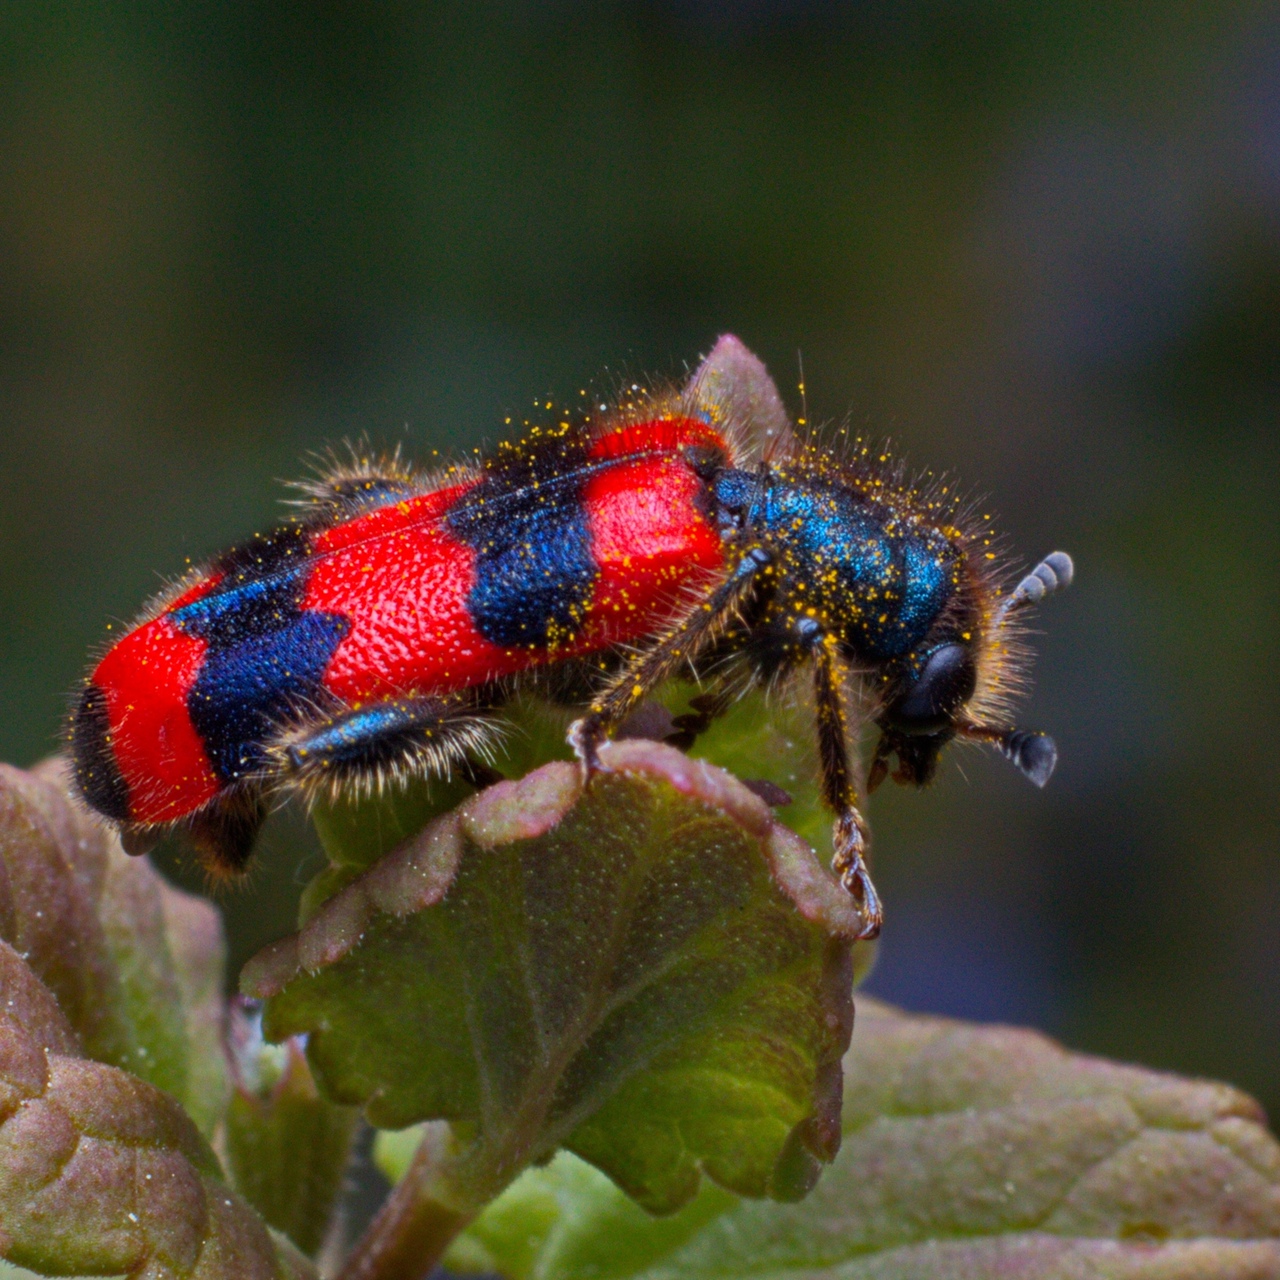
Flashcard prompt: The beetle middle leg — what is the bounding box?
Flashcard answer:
[569,545,773,770]
[802,621,882,939]
[270,694,502,798]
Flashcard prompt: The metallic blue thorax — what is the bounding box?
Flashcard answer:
[716,467,960,661]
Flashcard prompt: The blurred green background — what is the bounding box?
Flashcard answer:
[2,2,1277,1117]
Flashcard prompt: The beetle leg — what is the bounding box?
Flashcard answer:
[187,787,267,880]
[568,545,773,771]
[807,626,882,939]
[289,448,417,519]
[270,694,502,798]
[664,686,736,750]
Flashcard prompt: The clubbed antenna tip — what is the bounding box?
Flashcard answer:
[999,550,1075,621]
[1001,730,1058,788]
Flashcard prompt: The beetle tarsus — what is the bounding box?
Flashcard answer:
[832,812,882,939]
[568,714,606,781]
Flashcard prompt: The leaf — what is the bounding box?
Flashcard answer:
[0,940,314,1280]
[687,689,830,855]
[684,333,797,462]
[299,693,578,923]
[0,761,227,1134]
[155,876,231,1138]
[0,1262,74,1279]
[433,998,1280,1280]
[244,740,866,1218]
[301,688,820,923]
[375,1130,737,1280]
[222,1002,359,1257]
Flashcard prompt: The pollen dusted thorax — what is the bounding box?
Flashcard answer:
[71,336,1071,941]
[711,453,973,665]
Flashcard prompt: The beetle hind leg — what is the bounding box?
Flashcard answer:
[270,694,503,801]
[290,447,418,519]
[187,788,268,880]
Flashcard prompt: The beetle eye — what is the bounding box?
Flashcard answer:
[890,643,977,733]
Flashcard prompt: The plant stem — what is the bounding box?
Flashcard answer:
[338,1124,476,1280]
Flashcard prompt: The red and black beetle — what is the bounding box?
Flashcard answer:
[72,337,1071,938]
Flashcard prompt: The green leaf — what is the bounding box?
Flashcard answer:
[0,939,313,1280]
[435,997,1280,1280]
[155,870,231,1137]
[376,1133,736,1280]
[223,1004,359,1257]
[302,774,476,923]
[0,761,227,1134]
[0,1262,85,1279]
[244,740,865,1218]
[299,692,577,923]
[688,690,830,855]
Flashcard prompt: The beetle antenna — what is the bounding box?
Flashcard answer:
[956,720,1058,788]
[997,551,1074,624]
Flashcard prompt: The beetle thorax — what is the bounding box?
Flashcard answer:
[712,464,970,669]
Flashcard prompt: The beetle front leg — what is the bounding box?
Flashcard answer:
[569,546,773,773]
[806,623,882,939]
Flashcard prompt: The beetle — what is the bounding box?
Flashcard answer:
[71,336,1071,938]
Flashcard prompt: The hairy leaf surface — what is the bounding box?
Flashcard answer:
[224,1005,359,1257]
[244,740,864,1216]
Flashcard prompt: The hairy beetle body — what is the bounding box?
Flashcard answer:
[72,336,1071,936]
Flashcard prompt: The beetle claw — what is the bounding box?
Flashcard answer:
[831,813,882,940]
[568,716,606,782]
